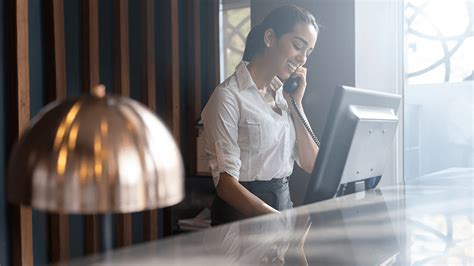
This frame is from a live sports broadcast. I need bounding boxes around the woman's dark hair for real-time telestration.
[242,5,318,61]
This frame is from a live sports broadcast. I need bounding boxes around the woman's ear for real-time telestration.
[263,29,275,48]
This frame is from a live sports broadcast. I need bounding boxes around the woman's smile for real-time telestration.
[287,61,298,73]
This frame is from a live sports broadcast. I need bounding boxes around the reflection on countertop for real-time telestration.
[70,168,474,265]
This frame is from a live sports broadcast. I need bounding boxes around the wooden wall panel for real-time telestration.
[168,0,181,143]
[211,0,220,90]
[113,0,130,97]
[158,0,181,142]
[81,0,100,254]
[157,0,181,237]
[114,214,132,247]
[140,0,158,241]
[47,215,68,262]
[112,0,133,248]
[184,0,202,175]
[140,0,157,111]
[8,207,32,266]
[143,210,158,241]
[5,0,33,265]
[43,0,69,262]
[81,0,100,93]
[44,0,67,102]
[83,215,99,254]
[201,0,220,103]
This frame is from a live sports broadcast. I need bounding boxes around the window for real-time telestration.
[404,0,474,180]
[219,0,251,81]
[405,0,474,84]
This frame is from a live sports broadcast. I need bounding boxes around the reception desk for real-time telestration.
[71,168,473,265]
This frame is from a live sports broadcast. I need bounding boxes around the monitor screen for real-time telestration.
[304,86,401,204]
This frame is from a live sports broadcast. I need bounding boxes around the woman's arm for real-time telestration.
[290,103,319,173]
[216,172,279,217]
[283,67,319,173]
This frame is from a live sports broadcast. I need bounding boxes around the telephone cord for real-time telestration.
[290,96,321,147]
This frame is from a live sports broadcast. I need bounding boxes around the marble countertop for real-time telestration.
[70,168,474,265]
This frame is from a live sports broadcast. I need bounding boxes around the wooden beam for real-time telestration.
[47,215,69,262]
[8,207,32,266]
[112,0,133,248]
[140,0,156,111]
[184,0,202,175]
[113,0,130,96]
[84,215,100,254]
[201,0,220,102]
[156,0,180,142]
[5,0,33,265]
[114,214,132,247]
[139,0,159,241]
[168,0,180,144]
[143,211,158,241]
[81,0,100,93]
[43,0,67,102]
[154,0,181,237]
[43,0,69,262]
[81,0,101,254]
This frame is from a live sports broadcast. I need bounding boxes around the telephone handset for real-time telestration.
[283,76,300,94]
[283,75,321,147]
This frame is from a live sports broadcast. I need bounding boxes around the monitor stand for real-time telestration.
[335,176,382,197]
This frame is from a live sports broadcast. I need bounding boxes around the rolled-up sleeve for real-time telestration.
[292,139,302,168]
[201,87,241,186]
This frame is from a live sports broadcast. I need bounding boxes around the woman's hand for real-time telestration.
[216,173,280,217]
[283,66,307,105]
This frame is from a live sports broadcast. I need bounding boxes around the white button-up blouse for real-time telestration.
[201,61,300,186]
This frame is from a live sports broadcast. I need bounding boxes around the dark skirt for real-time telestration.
[211,177,293,226]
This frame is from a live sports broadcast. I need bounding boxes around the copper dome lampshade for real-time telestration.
[7,86,184,214]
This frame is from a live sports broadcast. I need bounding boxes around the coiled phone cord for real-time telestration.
[290,96,321,147]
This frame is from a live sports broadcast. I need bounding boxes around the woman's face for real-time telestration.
[265,22,318,80]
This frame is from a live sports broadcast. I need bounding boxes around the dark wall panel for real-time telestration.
[178,0,189,175]
[69,214,84,258]
[131,212,144,244]
[64,0,82,97]
[154,0,170,118]
[128,0,141,101]
[99,0,113,93]
[199,0,219,107]
[127,0,144,244]
[30,0,45,114]
[64,0,85,259]
[251,0,356,138]
[0,0,8,264]
[295,0,356,137]
[29,1,48,265]
[176,0,192,236]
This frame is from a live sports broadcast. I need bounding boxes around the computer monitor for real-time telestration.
[304,85,401,204]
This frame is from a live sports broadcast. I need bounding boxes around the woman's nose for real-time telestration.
[296,54,306,66]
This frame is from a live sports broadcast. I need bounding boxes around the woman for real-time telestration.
[202,5,319,225]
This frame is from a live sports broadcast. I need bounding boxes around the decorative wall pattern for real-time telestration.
[220,1,250,80]
[405,0,474,84]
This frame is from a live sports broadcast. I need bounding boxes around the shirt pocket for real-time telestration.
[242,118,268,150]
